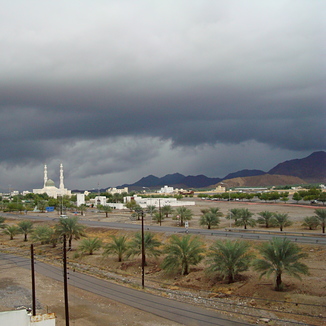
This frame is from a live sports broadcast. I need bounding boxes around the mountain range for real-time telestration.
[117,151,325,190]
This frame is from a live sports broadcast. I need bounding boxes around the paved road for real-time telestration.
[5,213,325,245]
[0,252,251,326]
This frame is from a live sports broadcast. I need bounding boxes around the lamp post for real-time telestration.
[141,210,145,289]
[221,183,232,229]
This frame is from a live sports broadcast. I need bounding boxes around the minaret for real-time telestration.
[59,163,64,189]
[44,165,48,187]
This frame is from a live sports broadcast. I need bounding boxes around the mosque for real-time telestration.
[33,164,72,198]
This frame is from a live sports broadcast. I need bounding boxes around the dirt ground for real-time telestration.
[1,198,325,325]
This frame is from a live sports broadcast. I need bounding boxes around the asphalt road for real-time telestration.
[5,213,325,245]
[0,252,251,326]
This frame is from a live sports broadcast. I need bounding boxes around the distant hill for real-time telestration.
[268,151,326,183]
[213,174,307,188]
[117,151,325,190]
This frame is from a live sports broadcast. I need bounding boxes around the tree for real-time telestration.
[32,225,57,246]
[55,216,86,250]
[4,225,20,240]
[253,237,309,291]
[302,216,320,230]
[317,192,326,205]
[234,208,256,229]
[98,205,112,217]
[78,237,102,255]
[292,192,302,204]
[314,208,326,233]
[174,206,193,227]
[199,207,223,229]
[146,205,157,220]
[127,232,161,266]
[0,216,5,228]
[152,211,164,225]
[103,235,129,262]
[79,204,87,216]
[161,235,205,275]
[206,240,253,284]
[257,211,276,228]
[37,200,48,213]
[273,213,292,231]
[18,220,33,241]
[161,205,174,218]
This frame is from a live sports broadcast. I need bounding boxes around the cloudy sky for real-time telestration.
[1,1,325,191]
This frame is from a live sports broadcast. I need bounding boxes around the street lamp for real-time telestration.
[221,182,232,229]
[141,210,145,289]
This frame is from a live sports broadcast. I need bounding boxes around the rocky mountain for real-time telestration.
[268,151,326,183]
[119,151,325,190]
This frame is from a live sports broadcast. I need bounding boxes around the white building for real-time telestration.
[33,164,72,199]
[0,309,55,326]
[158,185,174,194]
[76,193,85,207]
[124,195,195,208]
[107,187,128,194]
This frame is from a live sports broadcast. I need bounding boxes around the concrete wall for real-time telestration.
[0,310,55,326]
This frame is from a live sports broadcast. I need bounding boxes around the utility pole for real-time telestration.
[30,244,36,316]
[141,210,145,289]
[63,235,70,326]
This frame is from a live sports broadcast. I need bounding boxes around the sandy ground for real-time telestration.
[1,198,325,325]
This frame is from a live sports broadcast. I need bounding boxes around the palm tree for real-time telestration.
[273,213,292,231]
[314,208,326,233]
[0,216,5,228]
[253,237,309,291]
[206,240,253,284]
[103,235,129,262]
[161,235,205,275]
[174,206,193,227]
[78,237,102,255]
[79,204,87,216]
[32,225,56,245]
[37,200,48,213]
[55,216,86,250]
[302,216,319,230]
[161,205,174,218]
[18,220,33,241]
[152,211,164,225]
[257,211,276,228]
[146,205,157,220]
[4,225,20,240]
[199,207,223,229]
[99,205,112,217]
[235,208,256,229]
[127,232,161,266]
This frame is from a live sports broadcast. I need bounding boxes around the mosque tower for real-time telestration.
[59,163,64,190]
[44,165,48,187]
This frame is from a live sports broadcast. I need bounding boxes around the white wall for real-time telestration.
[0,310,55,326]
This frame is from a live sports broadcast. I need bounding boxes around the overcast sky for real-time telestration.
[1,1,325,191]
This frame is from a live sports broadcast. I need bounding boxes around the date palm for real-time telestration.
[174,206,193,227]
[253,237,308,291]
[32,225,56,245]
[98,205,112,217]
[302,216,319,230]
[4,225,20,240]
[127,232,161,266]
[257,211,275,228]
[103,235,129,262]
[206,240,253,283]
[79,237,102,255]
[55,216,86,250]
[161,205,173,218]
[235,208,256,229]
[199,207,223,229]
[162,235,205,275]
[314,208,326,233]
[273,213,292,231]
[18,220,33,241]
[0,216,5,228]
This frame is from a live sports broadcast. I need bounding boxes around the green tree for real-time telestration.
[55,216,86,250]
[206,240,253,284]
[152,211,164,225]
[257,211,276,228]
[18,220,33,241]
[79,204,87,216]
[317,192,326,205]
[0,216,5,228]
[98,205,112,217]
[4,225,20,240]
[161,235,205,275]
[32,225,56,245]
[78,237,102,255]
[174,206,193,227]
[161,205,174,218]
[302,216,320,230]
[273,213,292,231]
[127,232,161,266]
[103,235,129,262]
[199,207,223,229]
[253,237,309,291]
[146,205,157,220]
[234,208,256,229]
[292,192,302,204]
[37,200,48,213]
[314,208,326,233]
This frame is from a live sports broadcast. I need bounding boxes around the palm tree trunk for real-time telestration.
[275,273,282,291]
[24,233,28,241]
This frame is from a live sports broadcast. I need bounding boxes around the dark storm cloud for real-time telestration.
[0,1,325,190]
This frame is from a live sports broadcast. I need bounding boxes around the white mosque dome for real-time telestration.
[45,179,55,187]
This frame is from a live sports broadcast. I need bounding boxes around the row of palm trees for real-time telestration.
[143,206,326,233]
[79,232,308,292]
